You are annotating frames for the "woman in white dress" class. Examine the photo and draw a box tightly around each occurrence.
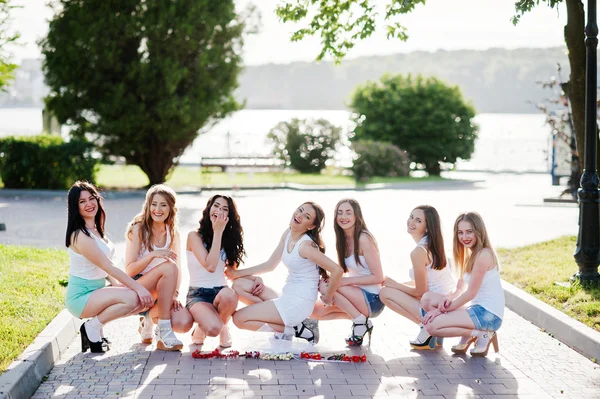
[125,185,192,351]
[186,194,245,348]
[65,181,154,353]
[230,202,343,343]
[310,198,384,346]
[379,205,455,349]
[421,211,504,357]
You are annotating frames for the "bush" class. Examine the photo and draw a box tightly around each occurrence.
[351,140,410,182]
[0,135,99,189]
[268,118,341,174]
[349,74,478,175]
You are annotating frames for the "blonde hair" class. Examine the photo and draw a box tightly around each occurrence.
[453,211,498,276]
[126,184,178,252]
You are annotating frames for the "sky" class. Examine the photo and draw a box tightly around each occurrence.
[9,0,568,65]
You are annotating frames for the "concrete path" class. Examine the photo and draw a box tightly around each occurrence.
[2,172,598,398]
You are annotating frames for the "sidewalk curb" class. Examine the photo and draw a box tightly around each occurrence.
[0,310,81,399]
[503,279,600,361]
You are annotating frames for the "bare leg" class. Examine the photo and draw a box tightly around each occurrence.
[80,287,139,324]
[424,309,476,337]
[379,287,421,324]
[213,287,238,324]
[232,300,286,333]
[331,286,370,319]
[136,262,179,320]
[189,303,225,336]
[232,277,278,305]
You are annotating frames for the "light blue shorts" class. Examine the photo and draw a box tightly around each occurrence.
[466,305,503,331]
[361,289,385,318]
[65,275,106,318]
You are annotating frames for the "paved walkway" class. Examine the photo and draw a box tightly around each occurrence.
[2,173,598,398]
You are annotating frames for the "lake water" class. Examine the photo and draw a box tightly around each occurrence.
[0,108,552,173]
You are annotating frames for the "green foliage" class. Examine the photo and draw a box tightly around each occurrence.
[0,135,98,189]
[41,0,245,185]
[268,118,341,174]
[349,74,478,175]
[276,0,425,62]
[0,245,69,373]
[513,0,563,25]
[351,140,410,182]
[0,0,19,91]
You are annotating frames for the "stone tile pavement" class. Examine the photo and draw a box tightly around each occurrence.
[2,172,598,398]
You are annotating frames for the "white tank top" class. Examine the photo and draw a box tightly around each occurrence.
[281,232,320,286]
[68,231,113,280]
[187,247,227,287]
[345,255,381,294]
[138,229,172,275]
[408,236,455,295]
[463,266,505,319]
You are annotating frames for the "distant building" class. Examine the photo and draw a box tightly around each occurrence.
[0,58,48,107]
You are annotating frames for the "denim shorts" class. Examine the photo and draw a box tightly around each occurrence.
[361,289,385,318]
[466,304,503,331]
[186,286,225,309]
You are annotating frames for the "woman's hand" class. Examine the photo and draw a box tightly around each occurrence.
[212,210,229,234]
[172,298,183,311]
[251,277,264,296]
[224,267,238,280]
[320,294,334,307]
[439,296,452,313]
[423,308,442,325]
[152,249,177,263]
[136,286,154,309]
[383,276,397,287]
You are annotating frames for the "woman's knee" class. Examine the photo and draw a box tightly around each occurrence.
[232,311,244,328]
[424,320,441,335]
[219,288,239,307]
[379,287,392,304]
[157,261,179,277]
[123,290,140,310]
[172,310,193,333]
[232,278,250,294]
[420,292,433,311]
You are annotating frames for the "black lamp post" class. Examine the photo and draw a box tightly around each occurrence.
[573,0,600,285]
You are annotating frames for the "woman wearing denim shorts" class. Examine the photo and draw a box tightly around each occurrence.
[420,211,504,357]
[310,199,385,347]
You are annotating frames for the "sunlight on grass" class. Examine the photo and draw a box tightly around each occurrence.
[499,236,600,331]
[0,245,69,373]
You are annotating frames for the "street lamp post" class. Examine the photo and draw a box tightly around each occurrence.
[573,0,600,285]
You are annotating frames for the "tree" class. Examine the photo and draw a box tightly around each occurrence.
[349,74,478,175]
[41,1,244,185]
[0,0,18,91]
[513,0,600,175]
[276,0,424,62]
[267,118,341,173]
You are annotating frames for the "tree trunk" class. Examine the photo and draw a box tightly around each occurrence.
[136,138,176,186]
[426,162,441,176]
[565,0,600,172]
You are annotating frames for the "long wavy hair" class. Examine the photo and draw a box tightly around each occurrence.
[197,195,245,269]
[126,184,178,252]
[65,181,106,247]
[299,201,328,279]
[334,198,377,273]
[414,205,447,271]
[453,211,498,276]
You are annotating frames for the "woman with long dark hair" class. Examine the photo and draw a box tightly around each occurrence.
[421,212,504,357]
[186,195,245,348]
[379,205,455,349]
[125,184,192,351]
[229,202,343,343]
[65,181,154,353]
[310,198,384,346]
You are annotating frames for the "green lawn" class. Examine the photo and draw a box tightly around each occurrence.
[95,164,444,189]
[499,236,600,332]
[0,245,69,373]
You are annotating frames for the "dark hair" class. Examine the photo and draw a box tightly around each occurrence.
[197,195,245,268]
[65,181,106,247]
[414,205,447,270]
[334,198,377,273]
[301,201,328,279]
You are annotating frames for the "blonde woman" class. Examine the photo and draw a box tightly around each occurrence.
[421,212,504,357]
[125,185,192,351]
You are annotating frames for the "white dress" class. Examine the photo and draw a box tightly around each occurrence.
[272,232,320,327]
[408,236,455,294]
[345,254,381,294]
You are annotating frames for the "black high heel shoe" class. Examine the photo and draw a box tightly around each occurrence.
[80,323,108,353]
[294,319,320,344]
[345,318,373,346]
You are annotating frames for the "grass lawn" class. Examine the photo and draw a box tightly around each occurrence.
[0,245,69,373]
[499,235,600,332]
[95,164,444,189]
